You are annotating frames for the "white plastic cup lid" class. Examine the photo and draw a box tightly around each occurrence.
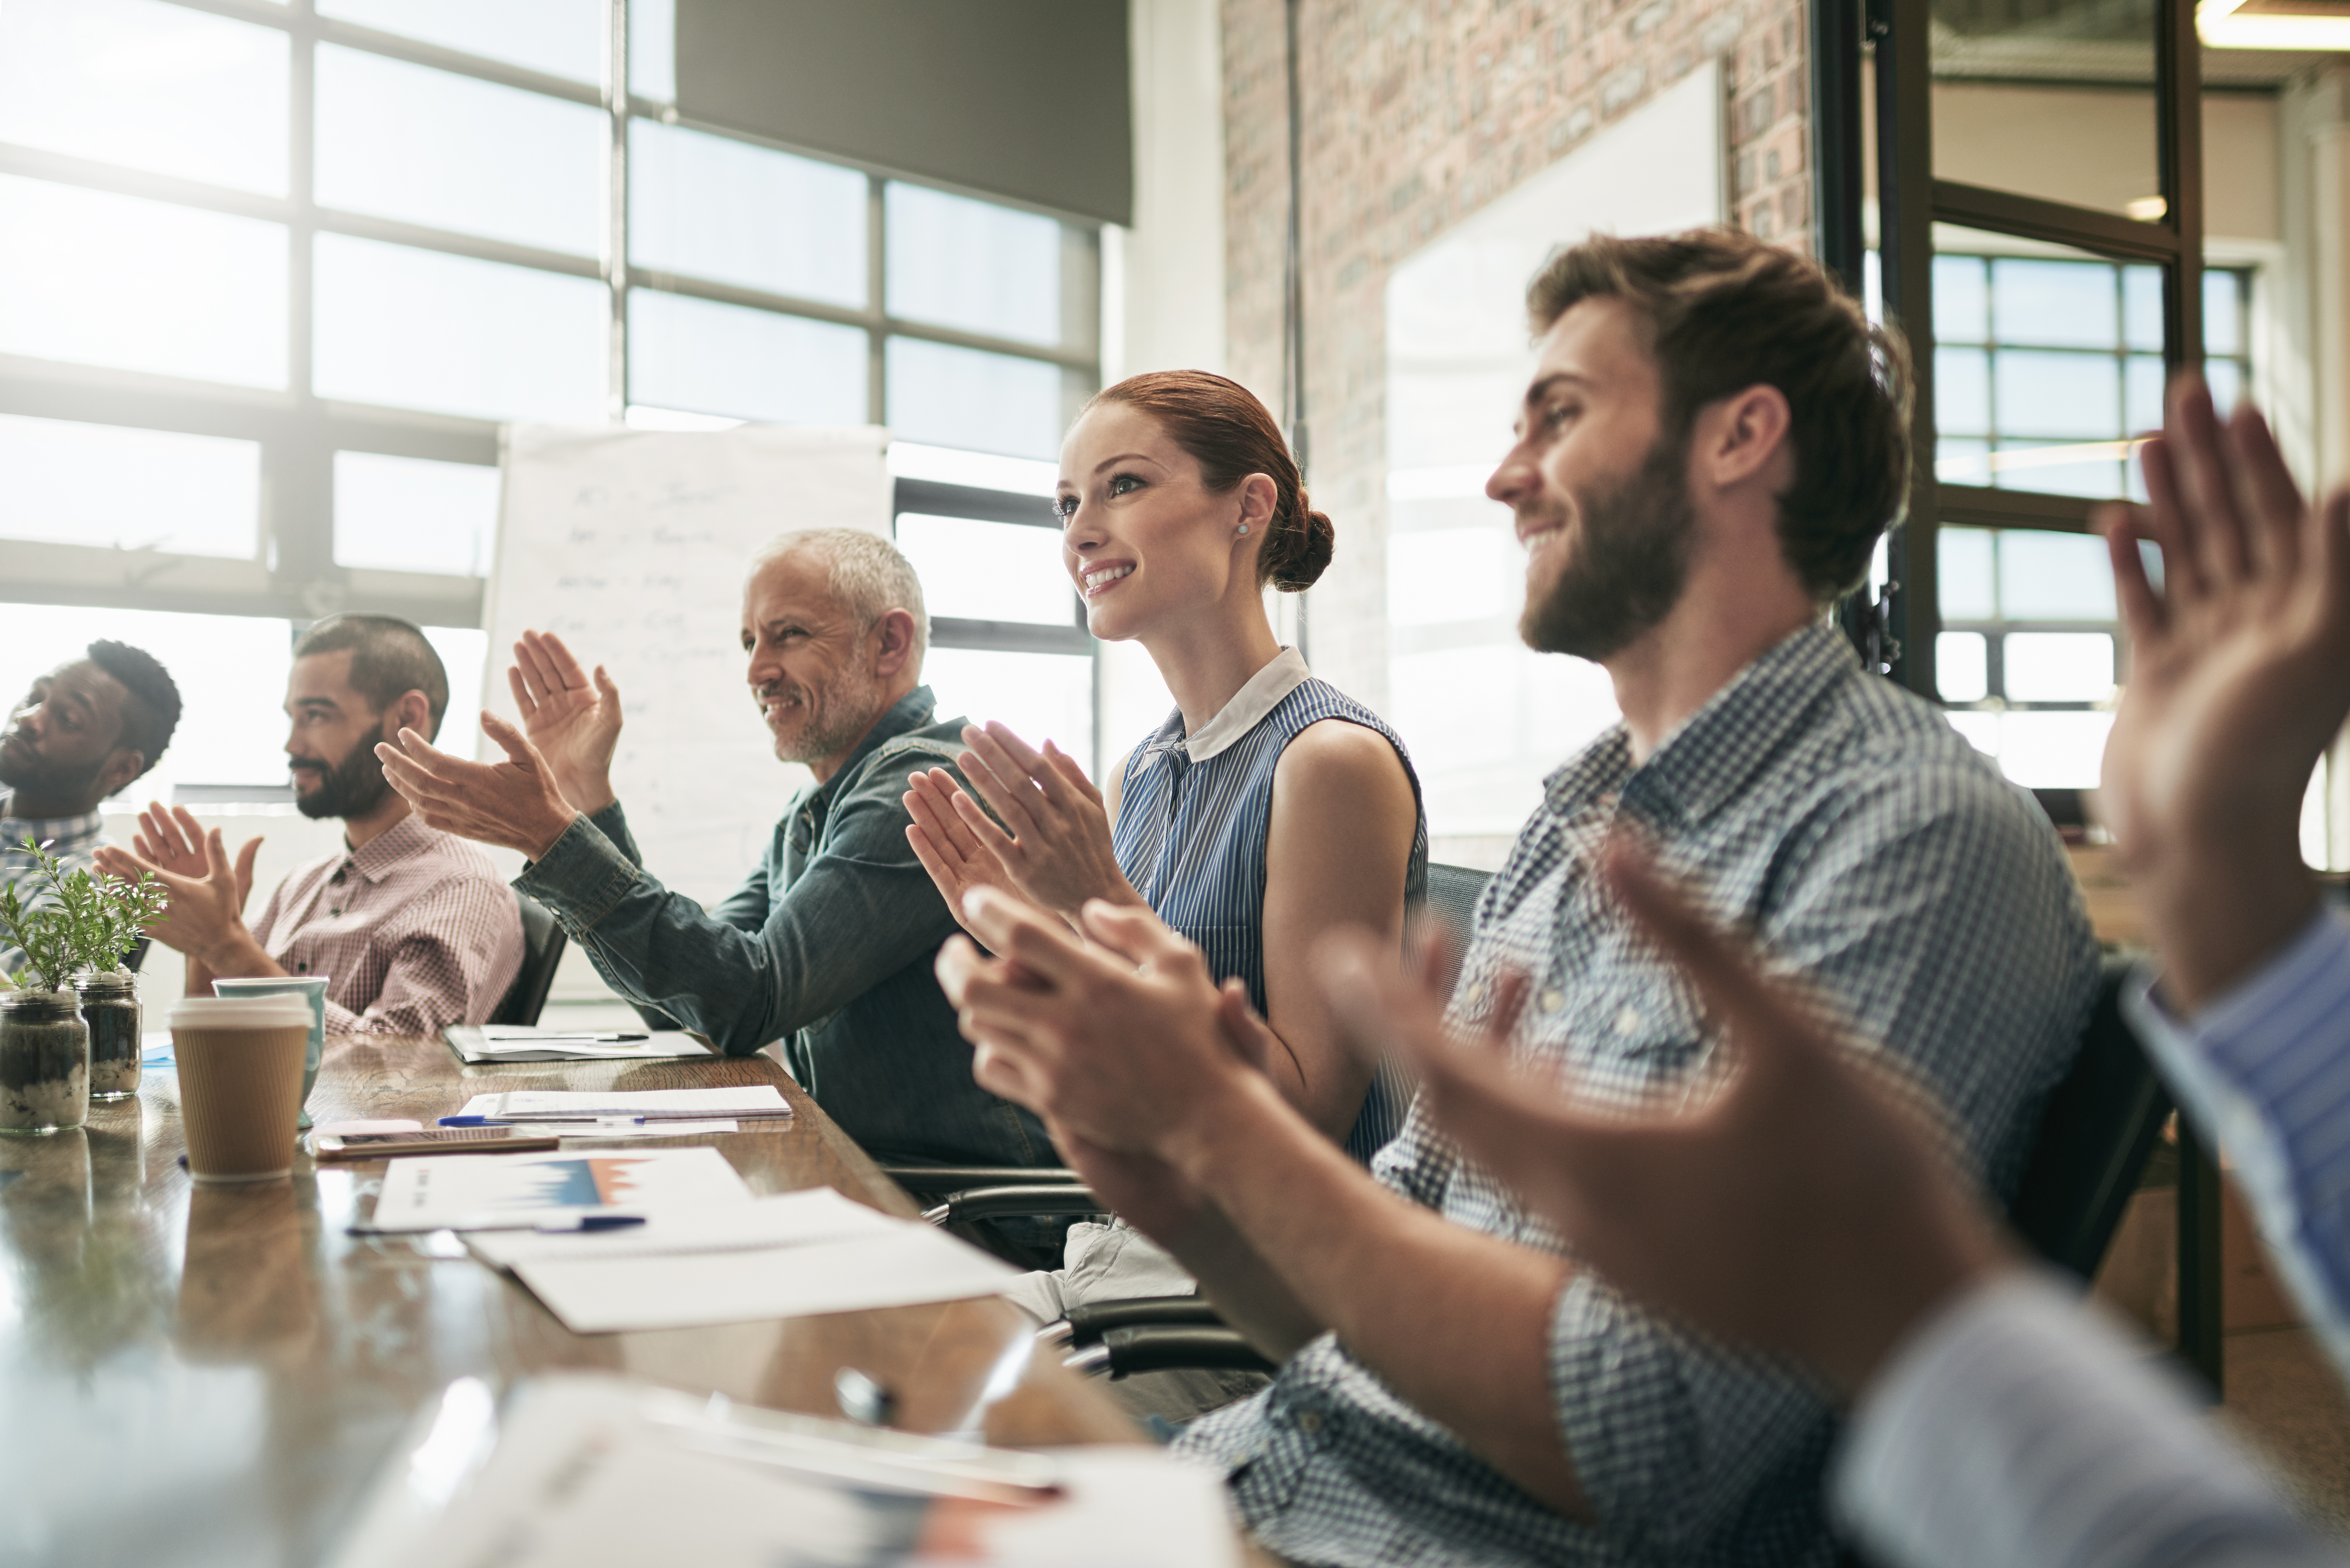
[168,996,315,1030]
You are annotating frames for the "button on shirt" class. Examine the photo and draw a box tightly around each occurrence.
[249,814,522,1035]
[1176,622,2100,1568]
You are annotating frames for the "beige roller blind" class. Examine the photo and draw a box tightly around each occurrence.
[676,0,1132,224]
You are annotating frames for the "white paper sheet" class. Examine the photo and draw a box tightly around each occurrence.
[327,1372,1242,1568]
[459,1086,791,1121]
[359,1146,752,1232]
[465,1187,900,1270]
[509,1225,1020,1333]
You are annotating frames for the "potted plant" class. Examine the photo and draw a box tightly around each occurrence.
[0,838,170,1133]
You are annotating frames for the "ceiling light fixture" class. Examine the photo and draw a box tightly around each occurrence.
[2198,0,2350,50]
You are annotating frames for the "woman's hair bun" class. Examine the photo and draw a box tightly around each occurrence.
[1267,504,1335,592]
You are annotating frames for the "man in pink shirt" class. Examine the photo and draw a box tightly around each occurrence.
[99,615,522,1035]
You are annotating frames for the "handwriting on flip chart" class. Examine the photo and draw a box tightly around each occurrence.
[484,425,891,907]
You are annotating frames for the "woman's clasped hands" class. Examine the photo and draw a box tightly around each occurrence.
[903,720,1146,936]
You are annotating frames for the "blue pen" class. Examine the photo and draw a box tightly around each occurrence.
[535,1213,649,1233]
[437,1114,511,1127]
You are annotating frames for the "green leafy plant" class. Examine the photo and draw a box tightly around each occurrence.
[0,838,171,993]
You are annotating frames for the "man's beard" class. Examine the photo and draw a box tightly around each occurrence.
[294,723,396,820]
[762,660,885,766]
[1518,432,1697,662]
[0,736,106,813]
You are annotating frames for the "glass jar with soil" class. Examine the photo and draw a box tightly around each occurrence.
[73,971,140,1103]
[0,989,90,1134]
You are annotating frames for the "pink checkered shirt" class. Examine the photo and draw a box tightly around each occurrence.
[249,813,524,1036]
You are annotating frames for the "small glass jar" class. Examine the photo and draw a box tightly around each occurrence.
[74,970,141,1103]
[0,989,90,1135]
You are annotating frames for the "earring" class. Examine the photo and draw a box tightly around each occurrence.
[1236,523,1251,536]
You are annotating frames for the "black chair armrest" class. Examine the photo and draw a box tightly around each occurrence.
[922,1185,1107,1225]
[1066,1325,1277,1379]
[882,1165,1085,1196]
[1060,1296,1227,1347]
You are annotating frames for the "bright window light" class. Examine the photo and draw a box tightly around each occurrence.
[316,46,606,259]
[629,121,867,307]
[333,452,502,577]
[0,414,259,559]
[1935,632,1989,704]
[313,234,607,423]
[0,175,287,389]
[0,0,288,196]
[1387,527,1515,625]
[886,183,1063,348]
[316,0,604,84]
[626,290,868,426]
[885,338,1066,461]
[920,649,1093,762]
[894,514,1071,625]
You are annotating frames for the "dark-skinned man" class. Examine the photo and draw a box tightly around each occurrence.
[1,641,181,978]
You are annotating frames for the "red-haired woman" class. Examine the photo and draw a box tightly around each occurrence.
[903,371,1427,1416]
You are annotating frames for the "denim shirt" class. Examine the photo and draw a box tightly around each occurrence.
[513,686,1052,1168]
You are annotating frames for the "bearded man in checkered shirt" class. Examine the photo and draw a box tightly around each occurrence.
[936,229,2100,1568]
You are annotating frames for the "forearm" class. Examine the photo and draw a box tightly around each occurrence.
[1147,1195,1327,1359]
[1169,1073,1585,1517]
[2132,836,2319,1014]
[190,926,286,982]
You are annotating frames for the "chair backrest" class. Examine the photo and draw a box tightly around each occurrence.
[1417,862,1494,1004]
[123,937,151,974]
[2005,954,2172,1280]
[487,894,567,1027]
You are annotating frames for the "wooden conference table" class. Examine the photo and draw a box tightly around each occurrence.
[0,1033,1146,1566]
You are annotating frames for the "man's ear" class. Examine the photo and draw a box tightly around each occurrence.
[93,749,145,807]
[870,608,920,680]
[387,689,436,743]
[1697,384,1795,493]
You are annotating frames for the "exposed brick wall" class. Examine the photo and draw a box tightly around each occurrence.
[1221,0,1814,707]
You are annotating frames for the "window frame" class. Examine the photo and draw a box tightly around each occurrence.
[0,0,1103,726]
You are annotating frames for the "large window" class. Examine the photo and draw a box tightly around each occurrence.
[0,0,1101,788]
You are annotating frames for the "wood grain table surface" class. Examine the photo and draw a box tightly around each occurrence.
[0,1032,1144,1567]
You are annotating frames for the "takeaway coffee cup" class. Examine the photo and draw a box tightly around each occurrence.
[170,996,313,1184]
[212,975,329,1129]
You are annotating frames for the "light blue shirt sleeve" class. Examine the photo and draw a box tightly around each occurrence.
[1834,1271,2338,1568]
[2125,908,2350,1384]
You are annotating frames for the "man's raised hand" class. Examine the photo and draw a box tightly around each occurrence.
[507,629,622,815]
[375,711,580,861]
[2098,377,2350,1010]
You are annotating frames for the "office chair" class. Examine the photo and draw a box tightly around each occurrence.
[123,937,150,974]
[486,894,568,1028]
[922,864,1500,1374]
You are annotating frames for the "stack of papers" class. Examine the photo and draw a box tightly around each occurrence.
[446,1025,717,1063]
[357,1145,753,1233]
[471,1186,1021,1333]
[457,1086,792,1122]
[329,1373,1242,1568]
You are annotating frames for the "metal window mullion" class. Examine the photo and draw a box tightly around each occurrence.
[271,0,336,618]
[867,175,888,428]
[1878,0,1938,700]
[607,0,630,422]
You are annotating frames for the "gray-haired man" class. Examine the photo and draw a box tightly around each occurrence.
[378,528,1054,1171]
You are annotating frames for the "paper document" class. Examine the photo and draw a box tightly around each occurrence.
[358,1145,752,1232]
[328,1373,1242,1568]
[445,1025,717,1063]
[466,1186,899,1270]
[458,1086,791,1121]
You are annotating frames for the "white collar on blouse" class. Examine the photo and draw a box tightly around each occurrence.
[1182,645,1311,763]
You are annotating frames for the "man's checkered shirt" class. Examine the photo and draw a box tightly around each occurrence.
[1175,622,2100,1568]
